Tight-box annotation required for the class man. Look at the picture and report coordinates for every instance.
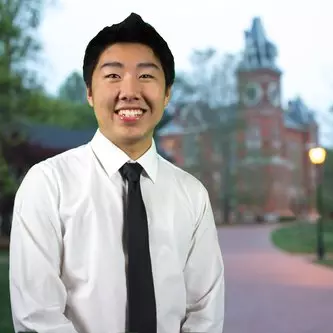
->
[9,13,224,333]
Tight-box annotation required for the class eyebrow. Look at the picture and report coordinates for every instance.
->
[100,61,161,70]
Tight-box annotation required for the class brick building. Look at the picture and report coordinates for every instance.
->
[159,17,318,223]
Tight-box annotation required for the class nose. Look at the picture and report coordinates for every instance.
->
[118,74,140,101]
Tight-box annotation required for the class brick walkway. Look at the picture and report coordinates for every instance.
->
[218,224,333,333]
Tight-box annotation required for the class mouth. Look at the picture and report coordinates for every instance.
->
[114,108,147,122]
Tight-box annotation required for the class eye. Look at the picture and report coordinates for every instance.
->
[140,74,154,79]
[105,73,121,79]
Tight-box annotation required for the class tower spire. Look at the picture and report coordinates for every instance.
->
[239,17,280,72]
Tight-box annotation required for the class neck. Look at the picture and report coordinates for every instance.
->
[101,130,153,160]
[120,141,152,160]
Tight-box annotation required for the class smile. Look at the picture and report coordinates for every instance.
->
[115,109,146,122]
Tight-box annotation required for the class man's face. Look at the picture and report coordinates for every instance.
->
[87,42,171,147]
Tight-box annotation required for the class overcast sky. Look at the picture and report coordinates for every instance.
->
[38,0,333,141]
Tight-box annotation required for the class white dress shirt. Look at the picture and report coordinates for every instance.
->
[9,129,224,333]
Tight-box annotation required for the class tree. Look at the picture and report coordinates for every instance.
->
[170,48,242,223]
[0,0,54,113]
[188,49,238,107]
[23,90,96,129]
[318,103,333,216]
[0,0,56,235]
[0,0,54,159]
[58,70,87,104]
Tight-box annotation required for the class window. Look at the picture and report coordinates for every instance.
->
[272,122,281,148]
[288,141,303,188]
[246,123,261,152]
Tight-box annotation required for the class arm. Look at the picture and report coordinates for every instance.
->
[181,186,225,333]
[9,164,79,333]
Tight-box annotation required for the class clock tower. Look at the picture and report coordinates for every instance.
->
[238,17,282,112]
[236,17,287,221]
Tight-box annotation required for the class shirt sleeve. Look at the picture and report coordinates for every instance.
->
[181,184,225,333]
[9,164,79,333]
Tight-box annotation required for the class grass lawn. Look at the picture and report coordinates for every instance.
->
[316,259,333,268]
[271,220,333,267]
[0,250,13,333]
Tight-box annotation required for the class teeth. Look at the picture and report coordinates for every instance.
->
[118,109,143,117]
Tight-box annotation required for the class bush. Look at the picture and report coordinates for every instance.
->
[279,216,297,222]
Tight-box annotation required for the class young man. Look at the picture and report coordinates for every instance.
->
[9,13,224,333]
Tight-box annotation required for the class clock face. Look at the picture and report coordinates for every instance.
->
[267,81,280,107]
[242,82,263,107]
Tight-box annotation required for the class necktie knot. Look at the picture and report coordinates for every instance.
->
[120,162,143,182]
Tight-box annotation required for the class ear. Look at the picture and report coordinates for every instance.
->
[164,86,172,107]
[87,87,94,107]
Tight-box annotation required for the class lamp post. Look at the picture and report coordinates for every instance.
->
[308,147,327,260]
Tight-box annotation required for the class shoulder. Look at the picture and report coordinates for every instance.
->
[158,155,207,189]
[38,144,92,174]
[157,155,211,211]
[16,144,91,202]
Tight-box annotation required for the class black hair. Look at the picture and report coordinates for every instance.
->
[83,13,175,89]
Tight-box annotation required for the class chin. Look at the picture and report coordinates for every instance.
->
[118,132,151,145]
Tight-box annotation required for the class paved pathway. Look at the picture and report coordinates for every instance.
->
[218,224,333,333]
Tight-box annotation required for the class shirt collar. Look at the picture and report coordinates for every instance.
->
[90,129,158,183]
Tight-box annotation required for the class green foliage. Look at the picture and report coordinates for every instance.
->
[0,0,58,197]
[58,70,87,105]
[0,0,49,110]
[23,89,96,129]
[279,216,297,222]
[54,70,97,129]
[0,149,17,196]
[0,257,12,333]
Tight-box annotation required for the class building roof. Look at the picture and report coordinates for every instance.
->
[160,102,244,136]
[14,120,174,162]
[162,95,316,135]
[283,97,316,130]
[19,122,96,150]
[239,17,280,72]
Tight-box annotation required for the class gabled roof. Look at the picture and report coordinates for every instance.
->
[284,97,316,130]
[283,113,304,130]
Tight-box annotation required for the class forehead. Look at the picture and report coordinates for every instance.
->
[98,43,161,67]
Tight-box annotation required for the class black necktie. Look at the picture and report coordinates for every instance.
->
[120,162,157,333]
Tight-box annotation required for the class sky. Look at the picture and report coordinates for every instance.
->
[38,0,333,141]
